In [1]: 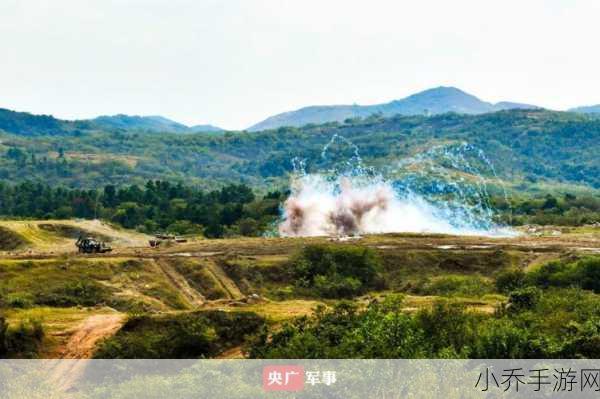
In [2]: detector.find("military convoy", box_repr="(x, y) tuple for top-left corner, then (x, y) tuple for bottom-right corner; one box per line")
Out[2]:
(75, 236), (112, 253)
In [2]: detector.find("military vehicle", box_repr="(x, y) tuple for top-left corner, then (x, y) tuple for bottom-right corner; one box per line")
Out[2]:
(75, 236), (112, 253)
(149, 234), (188, 247)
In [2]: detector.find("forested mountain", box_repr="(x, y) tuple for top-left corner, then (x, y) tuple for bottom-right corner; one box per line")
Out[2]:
(247, 87), (539, 131)
(0, 108), (598, 191)
(0, 108), (81, 136)
(0, 108), (223, 136)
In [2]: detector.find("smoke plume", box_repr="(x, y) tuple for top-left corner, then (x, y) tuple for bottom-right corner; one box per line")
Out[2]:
(278, 174), (511, 237)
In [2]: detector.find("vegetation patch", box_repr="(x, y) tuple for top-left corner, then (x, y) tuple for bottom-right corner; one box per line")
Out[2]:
(289, 244), (383, 298)
(0, 258), (191, 311)
(0, 226), (28, 250)
(248, 287), (600, 359)
(527, 256), (600, 292)
(94, 310), (265, 358)
(411, 274), (494, 297)
(0, 315), (45, 358)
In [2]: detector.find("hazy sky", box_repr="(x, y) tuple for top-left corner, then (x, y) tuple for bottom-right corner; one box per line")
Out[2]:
(2, 0), (600, 130)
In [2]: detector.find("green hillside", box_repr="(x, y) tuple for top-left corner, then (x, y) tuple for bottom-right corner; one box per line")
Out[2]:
(0, 109), (598, 192)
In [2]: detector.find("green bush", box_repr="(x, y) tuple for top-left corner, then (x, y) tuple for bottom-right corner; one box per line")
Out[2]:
(528, 261), (573, 288)
(495, 269), (527, 293)
(472, 319), (540, 358)
(289, 244), (382, 298)
(528, 257), (600, 293)
(560, 318), (600, 358)
(572, 258), (600, 293)
(313, 275), (362, 298)
(508, 287), (541, 311)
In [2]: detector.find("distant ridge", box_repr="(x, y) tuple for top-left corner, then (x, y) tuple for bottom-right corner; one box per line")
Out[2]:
(247, 86), (539, 131)
(92, 114), (224, 133)
(569, 105), (600, 114)
(190, 124), (225, 133)
(92, 115), (190, 133)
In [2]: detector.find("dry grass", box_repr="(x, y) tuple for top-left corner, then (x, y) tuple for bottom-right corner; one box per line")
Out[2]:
(0, 219), (152, 254)
(0, 219), (598, 359)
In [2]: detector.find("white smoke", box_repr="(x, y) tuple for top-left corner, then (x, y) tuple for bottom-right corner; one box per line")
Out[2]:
(278, 174), (513, 238)
(278, 138), (515, 238)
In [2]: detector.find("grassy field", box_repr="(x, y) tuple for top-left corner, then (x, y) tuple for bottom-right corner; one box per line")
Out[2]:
(0, 219), (599, 359)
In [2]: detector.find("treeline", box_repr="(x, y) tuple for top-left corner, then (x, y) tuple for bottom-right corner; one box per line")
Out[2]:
(494, 193), (600, 226)
(0, 181), (283, 237)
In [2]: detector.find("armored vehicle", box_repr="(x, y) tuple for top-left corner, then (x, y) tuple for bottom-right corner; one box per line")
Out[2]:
(75, 236), (112, 253)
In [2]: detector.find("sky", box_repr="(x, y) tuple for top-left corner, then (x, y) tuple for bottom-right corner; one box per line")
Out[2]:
(1, 0), (600, 130)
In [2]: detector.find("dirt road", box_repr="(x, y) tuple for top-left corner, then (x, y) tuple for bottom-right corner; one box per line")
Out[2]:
(48, 313), (126, 392)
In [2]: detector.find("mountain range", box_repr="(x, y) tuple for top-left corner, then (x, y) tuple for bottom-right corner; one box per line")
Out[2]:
(246, 86), (540, 131)
(2, 86), (600, 137)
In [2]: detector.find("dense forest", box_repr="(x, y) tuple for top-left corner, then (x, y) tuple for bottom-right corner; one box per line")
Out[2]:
(0, 108), (599, 192)
(0, 181), (598, 238)
(0, 181), (283, 238)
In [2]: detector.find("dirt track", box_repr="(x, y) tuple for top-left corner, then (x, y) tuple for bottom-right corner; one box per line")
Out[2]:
(47, 313), (126, 392)
(60, 313), (125, 359)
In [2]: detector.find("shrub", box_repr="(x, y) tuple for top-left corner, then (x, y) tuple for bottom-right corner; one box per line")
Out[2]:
(528, 261), (573, 289)
(417, 302), (478, 355)
(289, 244), (382, 298)
(495, 269), (527, 293)
(572, 257), (600, 293)
(527, 257), (600, 293)
(508, 287), (541, 311)
(473, 319), (540, 358)
(561, 318), (600, 358)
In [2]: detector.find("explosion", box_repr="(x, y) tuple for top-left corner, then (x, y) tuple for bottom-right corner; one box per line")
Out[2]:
(278, 175), (471, 237)
(278, 141), (515, 238)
